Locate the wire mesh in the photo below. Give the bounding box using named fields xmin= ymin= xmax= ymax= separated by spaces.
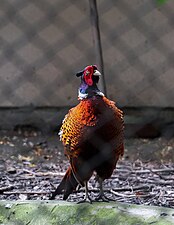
xmin=0 ymin=0 xmax=174 ymax=108
xmin=99 ymin=0 xmax=174 ymax=107
xmin=0 ymin=0 xmax=94 ymax=107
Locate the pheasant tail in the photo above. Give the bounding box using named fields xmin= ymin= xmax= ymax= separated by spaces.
xmin=50 ymin=167 xmax=78 ymax=200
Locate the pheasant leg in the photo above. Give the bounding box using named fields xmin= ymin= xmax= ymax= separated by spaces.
xmin=77 ymin=181 xmax=92 ymax=204
xmin=95 ymin=178 xmax=115 ymax=202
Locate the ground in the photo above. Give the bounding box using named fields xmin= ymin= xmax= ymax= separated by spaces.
xmin=0 ymin=129 xmax=173 ymax=208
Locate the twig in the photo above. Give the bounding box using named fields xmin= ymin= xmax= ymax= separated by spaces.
xmin=110 ymin=190 xmax=136 ymax=198
xmin=154 ymin=175 xmax=174 ymax=181
xmin=110 ymin=185 xmax=152 ymax=192
xmin=23 ymin=169 xmax=65 ymax=177
xmin=137 ymin=179 xmax=174 ymax=185
xmin=0 ymin=186 xmax=14 ymax=194
xmin=110 ymin=189 xmax=156 ymax=199
xmin=115 ymin=168 xmax=174 ymax=174
xmin=3 ymin=191 xmax=51 ymax=195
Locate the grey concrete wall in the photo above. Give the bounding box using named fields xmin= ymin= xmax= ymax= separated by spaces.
xmin=0 ymin=0 xmax=173 ymax=107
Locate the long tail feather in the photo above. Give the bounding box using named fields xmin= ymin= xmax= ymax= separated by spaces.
xmin=49 ymin=166 xmax=78 ymax=200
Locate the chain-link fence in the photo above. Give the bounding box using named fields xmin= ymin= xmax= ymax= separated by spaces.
xmin=0 ymin=0 xmax=174 ymax=108
xmin=0 ymin=0 xmax=95 ymax=107
xmin=99 ymin=0 xmax=174 ymax=107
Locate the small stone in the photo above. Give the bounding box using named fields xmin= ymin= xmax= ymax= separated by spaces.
xmin=5 ymin=203 xmax=12 ymax=209
xmin=160 ymin=212 xmax=168 ymax=217
xmin=7 ymin=167 xmax=17 ymax=174
xmin=19 ymin=194 xmax=28 ymax=200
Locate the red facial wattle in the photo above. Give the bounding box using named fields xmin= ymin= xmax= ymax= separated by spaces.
xmin=84 ymin=74 xmax=93 ymax=86
xmin=84 ymin=66 xmax=94 ymax=86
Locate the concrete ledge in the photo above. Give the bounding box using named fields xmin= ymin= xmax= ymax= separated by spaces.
xmin=0 ymin=107 xmax=69 ymax=133
xmin=0 ymin=200 xmax=174 ymax=225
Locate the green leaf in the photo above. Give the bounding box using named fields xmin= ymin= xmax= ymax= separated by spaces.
xmin=156 ymin=0 xmax=168 ymax=5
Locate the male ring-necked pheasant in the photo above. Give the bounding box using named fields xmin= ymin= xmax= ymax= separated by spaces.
xmin=50 ymin=65 xmax=124 ymax=203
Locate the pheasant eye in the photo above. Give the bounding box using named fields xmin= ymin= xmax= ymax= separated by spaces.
xmin=85 ymin=70 xmax=90 ymax=75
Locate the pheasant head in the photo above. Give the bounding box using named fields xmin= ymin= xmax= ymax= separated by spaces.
xmin=76 ymin=65 xmax=104 ymax=99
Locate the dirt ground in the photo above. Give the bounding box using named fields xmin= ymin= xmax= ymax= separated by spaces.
xmin=0 ymin=129 xmax=174 ymax=208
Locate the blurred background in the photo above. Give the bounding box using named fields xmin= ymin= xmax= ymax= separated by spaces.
xmin=0 ymin=0 xmax=174 ymax=138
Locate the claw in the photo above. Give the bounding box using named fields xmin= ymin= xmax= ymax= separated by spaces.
xmin=95 ymin=177 xmax=115 ymax=202
xmin=95 ymin=193 xmax=114 ymax=202
xmin=95 ymin=194 xmax=109 ymax=202
xmin=77 ymin=195 xmax=93 ymax=204
xmin=77 ymin=181 xmax=93 ymax=204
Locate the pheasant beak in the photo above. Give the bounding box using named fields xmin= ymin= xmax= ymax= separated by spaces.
xmin=93 ymin=70 xmax=101 ymax=76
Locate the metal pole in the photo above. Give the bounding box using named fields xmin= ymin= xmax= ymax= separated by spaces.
xmin=89 ymin=0 xmax=107 ymax=95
